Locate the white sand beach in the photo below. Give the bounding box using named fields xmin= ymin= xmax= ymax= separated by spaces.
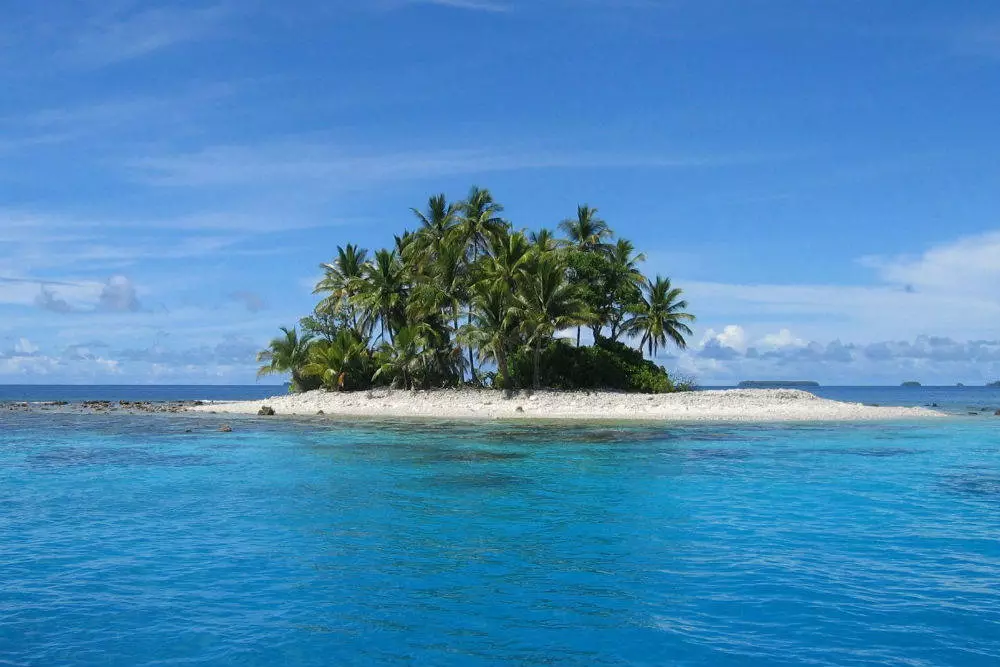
xmin=190 ymin=388 xmax=945 ymax=422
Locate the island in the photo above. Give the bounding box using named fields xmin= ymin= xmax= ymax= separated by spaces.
xmin=901 ymin=381 xmax=922 ymax=387
xmin=988 ymin=381 xmax=1000 ymax=388
xmin=737 ymin=381 xmax=819 ymax=389
xmin=233 ymin=187 xmax=941 ymax=423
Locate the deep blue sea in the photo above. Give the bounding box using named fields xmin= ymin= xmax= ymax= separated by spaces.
xmin=2 ymin=386 xmax=999 ymax=665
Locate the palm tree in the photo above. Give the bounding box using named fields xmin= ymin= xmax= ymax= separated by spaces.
xmin=511 ymin=253 xmax=592 ymax=389
xmin=394 ymin=231 xmax=417 ymax=257
xmin=560 ymin=206 xmax=612 ymax=345
xmin=625 ymin=276 xmax=695 ymax=357
xmin=460 ymin=281 xmax=516 ymax=393
xmin=407 ymin=235 xmax=469 ymax=381
xmin=484 ymin=229 xmax=533 ymax=291
xmin=373 ymin=324 xmax=435 ymax=390
xmin=604 ymin=238 xmax=648 ymax=342
xmin=301 ymin=329 xmax=370 ymax=391
xmin=314 ymin=244 xmax=368 ymax=330
xmin=353 ymin=249 xmax=407 ymax=344
xmin=559 ymin=205 xmax=613 ymax=251
xmin=410 ymin=194 xmax=458 ymax=257
xmin=529 ymin=227 xmax=561 ymax=253
xmin=454 ymin=186 xmax=506 ymax=380
xmin=455 ymin=186 xmax=506 ymax=261
xmin=256 ymin=326 xmax=315 ymax=392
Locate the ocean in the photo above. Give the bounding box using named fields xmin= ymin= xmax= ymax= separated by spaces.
xmin=2 ymin=386 xmax=999 ymax=665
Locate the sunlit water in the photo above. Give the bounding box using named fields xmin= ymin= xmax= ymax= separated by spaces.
xmin=2 ymin=394 xmax=1000 ymax=665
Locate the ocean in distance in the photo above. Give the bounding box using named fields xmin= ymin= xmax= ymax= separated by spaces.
xmin=2 ymin=383 xmax=998 ymax=416
xmin=2 ymin=386 xmax=999 ymax=665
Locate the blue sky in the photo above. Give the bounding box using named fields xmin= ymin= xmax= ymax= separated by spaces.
xmin=2 ymin=0 xmax=999 ymax=385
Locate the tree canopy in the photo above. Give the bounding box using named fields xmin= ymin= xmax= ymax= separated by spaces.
xmin=258 ymin=186 xmax=696 ymax=393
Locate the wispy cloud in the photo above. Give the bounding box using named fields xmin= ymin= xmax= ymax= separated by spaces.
xmin=125 ymin=140 xmax=764 ymax=189
xmin=669 ymin=229 xmax=1000 ymax=347
xmin=2 ymin=82 xmax=239 ymax=147
xmin=951 ymin=19 xmax=1000 ymax=59
xmin=63 ymin=4 xmax=230 ymax=68
xmin=404 ymin=0 xmax=510 ymax=12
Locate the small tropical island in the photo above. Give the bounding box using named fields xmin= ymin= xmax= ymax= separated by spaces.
xmin=988 ymin=381 xmax=1000 ymax=388
xmin=901 ymin=381 xmax=922 ymax=387
xmin=195 ymin=187 xmax=941 ymax=422
xmin=259 ymin=187 xmax=693 ymax=395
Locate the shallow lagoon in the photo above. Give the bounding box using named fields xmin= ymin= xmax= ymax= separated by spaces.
xmin=2 ymin=408 xmax=999 ymax=665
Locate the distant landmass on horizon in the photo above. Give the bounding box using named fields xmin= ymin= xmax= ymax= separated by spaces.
xmin=737 ymin=381 xmax=820 ymax=388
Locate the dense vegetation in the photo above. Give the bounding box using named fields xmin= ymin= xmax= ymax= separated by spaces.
xmin=257 ymin=187 xmax=696 ymax=393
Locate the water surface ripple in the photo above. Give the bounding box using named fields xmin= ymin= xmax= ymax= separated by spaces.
xmin=2 ymin=413 xmax=999 ymax=665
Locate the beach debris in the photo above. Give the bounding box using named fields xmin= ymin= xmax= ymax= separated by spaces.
xmin=258 ymin=406 xmax=276 ymax=416
xmin=316 ymin=410 xmax=325 ymax=415
xmin=218 ymin=424 xmax=233 ymax=432
xmin=515 ymin=406 xmax=524 ymax=413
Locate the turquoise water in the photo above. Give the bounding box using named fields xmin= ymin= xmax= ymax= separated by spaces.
xmin=0 ymin=384 xmax=282 ymax=403
xmin=2 ymin=408 xmax=1000 ymax=664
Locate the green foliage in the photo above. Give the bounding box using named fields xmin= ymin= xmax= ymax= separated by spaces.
xmin=625 ymin=276 xmax=695 ymax=356
xmin=510 ymin=337 xmax=684 ymax=393
xmin=256 ymin=327 xmax=319 ymax=392
xmin=260 ymin=185 xmax=698 ymax=393
xmin=299 ymin=305 xmax=343 ymax=343
xmin=301 ymin=330 xmax=372 ymax=391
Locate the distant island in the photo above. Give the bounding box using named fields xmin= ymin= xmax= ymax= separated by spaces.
xmin=738 ymin=381 xmax=819 ymax=389
xmin=901 ymin=381 xmax=921 ymax=387
xmin=988 ymin=381 xmax=1000 ymax=388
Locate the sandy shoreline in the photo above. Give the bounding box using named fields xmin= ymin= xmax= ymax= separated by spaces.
xmin=189 ymin=388 xmax=945 ymax=423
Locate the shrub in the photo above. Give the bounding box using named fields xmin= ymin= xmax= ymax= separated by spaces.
xmin=509 ymin=336 xmax=690 ymax=393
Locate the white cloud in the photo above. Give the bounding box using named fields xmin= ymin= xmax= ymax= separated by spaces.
xmin=671 ymin=333 xmax=1000 ymax=387
xmin=14 ymin=337 xmax=38 ymax=355
xmin=699 ymin=325 xmax=747 ymax=353
xmin=757 ymin=328 xmax=805 ymax=350
xmin=98 ymin=276 xmax=141 ymax=312
xmin=862 ymin=230 xmax=1000 ymax=298
xmin=667 ymin=231 xmax=1000 ymax=347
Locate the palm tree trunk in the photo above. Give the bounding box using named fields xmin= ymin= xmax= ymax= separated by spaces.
xmin=576 ymin=326 xmax=581 ymax=347
xmin=497 ymin=347 xmax=510 ymax=397
xmin=467 ymin=310 xmax=475 ymax=383
xmin=532 ymin=339 xmax=541 ymax=390
xmin=467 ymin=245 xmax=478 ymax=384
xmin=453 ymin=306 xmax=464 ymax=383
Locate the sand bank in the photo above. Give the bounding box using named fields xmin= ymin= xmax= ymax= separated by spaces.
xmin=189 ymin=388 xmax=944 ymax=422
